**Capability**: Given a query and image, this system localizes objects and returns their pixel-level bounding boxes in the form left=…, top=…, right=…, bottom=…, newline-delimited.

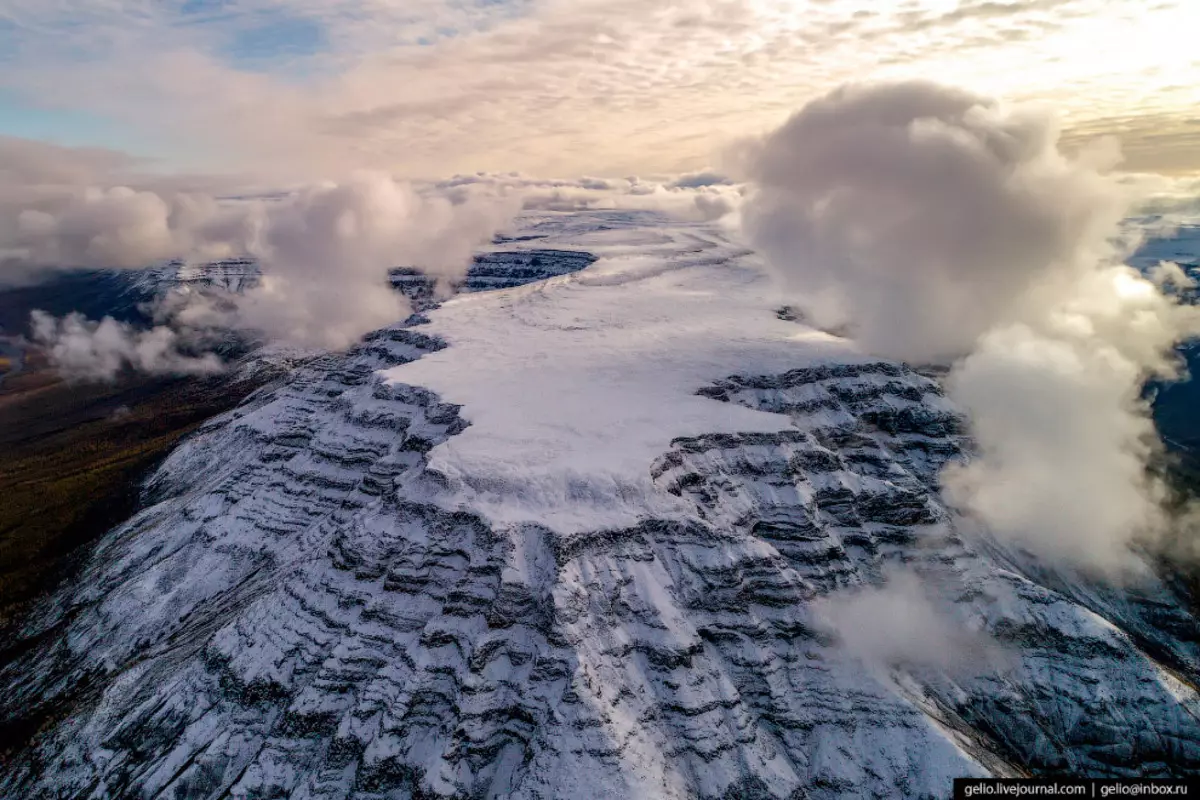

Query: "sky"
left=0, top=0, right=1197, bottom=182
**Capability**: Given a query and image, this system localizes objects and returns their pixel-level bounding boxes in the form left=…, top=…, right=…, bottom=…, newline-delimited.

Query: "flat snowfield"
left=385, top=211, right=862, bottom=533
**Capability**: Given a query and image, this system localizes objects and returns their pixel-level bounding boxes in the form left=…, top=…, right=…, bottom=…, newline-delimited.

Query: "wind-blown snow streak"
left=1, top=212, right=1199, bottom=800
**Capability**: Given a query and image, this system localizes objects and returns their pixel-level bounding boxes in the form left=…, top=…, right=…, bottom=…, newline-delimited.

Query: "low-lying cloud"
left=816, top=569, right=1004, bottom=674
left=14, top=188, right=247, bottom=271
left=5, top=143, right=737, bottom=381
left=30, top=309, right=223, bottom=383
left=739, top=81, right=1200, bottom=573
left=435, top=172, right=743, bottom=222
left=5, top=156, right=519, bottom=363
left=6, top=0, right=1196, bottom=180
left=239, top=174, right=517, bottom=349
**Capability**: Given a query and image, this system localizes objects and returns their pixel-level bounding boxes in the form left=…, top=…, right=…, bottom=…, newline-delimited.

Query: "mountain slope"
left=1, top=211, right=1199, bottom=799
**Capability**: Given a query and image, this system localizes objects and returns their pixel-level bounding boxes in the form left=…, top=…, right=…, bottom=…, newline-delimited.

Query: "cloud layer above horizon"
left=0, top=0, right=1197, bottom=179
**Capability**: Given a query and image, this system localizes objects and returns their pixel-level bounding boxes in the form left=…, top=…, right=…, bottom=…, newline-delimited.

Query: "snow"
left=7, top=209, right=1200, bottom=797
left=383, top=213, right=861, bottom=533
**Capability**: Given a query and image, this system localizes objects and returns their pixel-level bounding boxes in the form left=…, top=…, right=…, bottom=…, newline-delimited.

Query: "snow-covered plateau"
left=2, top=210, right=1200, bottom=799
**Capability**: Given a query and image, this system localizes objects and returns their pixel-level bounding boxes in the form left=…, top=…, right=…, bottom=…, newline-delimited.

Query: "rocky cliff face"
left=390, top=248, right=597, bottom=311
left=2, top=211, right=1199, bottom=799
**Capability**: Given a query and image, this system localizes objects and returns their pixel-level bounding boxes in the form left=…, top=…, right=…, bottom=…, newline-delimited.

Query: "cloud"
left=667, top=170, right=733, bottom=189
left=238, top=173, right=518, bottom=348
left=736, top=81, right=1133, bottom=363
left=30, top=309, right=224, bottom=383
left=0, top=136, right=137, bottom=186
left=0, top=135, right=263, bottom=284
left=1060, top=113, right=1200, bottom=176
left=740, top=81, right=1200, bottom=573
left=436, top=172, right=743, bottom=222
left=2, top=137, right=737, bottom=373
left=13, top=187, right=248, bottom=270
left=816, top=569, right=1005, bottom=674
left=0, top=1, right=1195, bottom=178
left=941, top=320, right=1172, bottom=570
left=28, top=285, right=244, bottom=383
left=1132, top=175, right=1200, bottom=228
left=12, top=162, right=734, bottom=378
left=3, top=156, right=519, bottom=354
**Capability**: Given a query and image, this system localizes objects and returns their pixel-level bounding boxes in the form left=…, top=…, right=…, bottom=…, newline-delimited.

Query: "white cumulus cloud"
left=740, top=81, right=1200, bottom=573
left=30, top=309, right=224, bottom=383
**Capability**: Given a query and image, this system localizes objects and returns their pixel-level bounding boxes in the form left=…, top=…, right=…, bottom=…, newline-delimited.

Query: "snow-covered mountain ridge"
left=121, top=245, right=598, bottom=310
left=2, top=210, right=1200, bottom=799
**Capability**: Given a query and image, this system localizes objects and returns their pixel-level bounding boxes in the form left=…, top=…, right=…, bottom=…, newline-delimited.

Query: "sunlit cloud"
left=0, top=0, right=1195, bottom=178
